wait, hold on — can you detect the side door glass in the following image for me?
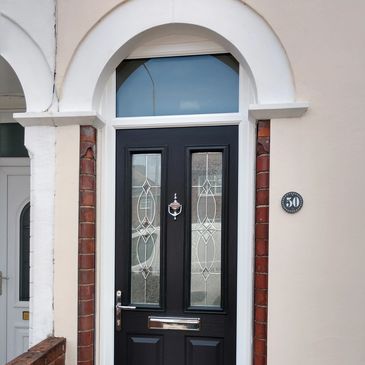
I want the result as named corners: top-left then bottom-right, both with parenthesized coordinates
top-left (190, 152), bottom-right (223, 309)
top-left (19, 203), bottom-right (30, 302)
top-left (130, 154), bottom-right (162, 306)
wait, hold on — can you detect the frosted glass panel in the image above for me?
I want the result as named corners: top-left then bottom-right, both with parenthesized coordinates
top-left (116, 54), bottom-right (239, 117)
top-left (190, 152), bottom-right (223, 308)
top-left (131, 154), bottom-right (161, 305)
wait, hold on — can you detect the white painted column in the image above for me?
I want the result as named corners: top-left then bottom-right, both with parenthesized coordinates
top-left (24, 126), bottom-right (56, 345)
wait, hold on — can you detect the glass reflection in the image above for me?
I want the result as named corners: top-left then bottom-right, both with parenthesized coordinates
top-left (116, 54), bottom-right (239, 117)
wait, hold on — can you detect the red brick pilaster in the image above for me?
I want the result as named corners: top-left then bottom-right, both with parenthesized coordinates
top-left (78, 126), bottom-right (97, 365)
top-left (253, 120), bottom-right (270, 365)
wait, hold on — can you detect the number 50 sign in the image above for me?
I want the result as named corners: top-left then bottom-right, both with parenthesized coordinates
top-left (281, 192), bottom-right (303, 214)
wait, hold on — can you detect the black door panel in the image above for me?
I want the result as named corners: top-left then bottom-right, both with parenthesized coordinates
top-left (127, 336), bottom-right (163, 365)
top-left (115, 127), bottom-right (238, 365)
top-left (186, 338), bottom-right (224, 365)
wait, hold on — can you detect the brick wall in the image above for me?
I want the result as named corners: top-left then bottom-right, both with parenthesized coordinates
top-left (78, 126), bottom-right (97, 365)
top-left (6, 337), bottom-right (66, 365)
top-left (253, 120), bottom-right (270, 365)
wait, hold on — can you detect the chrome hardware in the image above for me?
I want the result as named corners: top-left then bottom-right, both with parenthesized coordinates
top-left (117, 304), bottom-right (137, 310)
top-left (115, 290), bottom-right (136, 331)
top-left (168, 193), bottom-right (183, 220)
top-left (0, 271), bottom-right (9, 296)
top-left (148, 316), bottom-right (200, 331)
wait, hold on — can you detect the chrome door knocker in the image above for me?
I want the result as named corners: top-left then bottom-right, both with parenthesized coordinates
top-left (168, 193), bottom-right (183, 220)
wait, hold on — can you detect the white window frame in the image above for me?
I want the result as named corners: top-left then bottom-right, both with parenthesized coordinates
top-left (96, 50), bottom-right (256, 365)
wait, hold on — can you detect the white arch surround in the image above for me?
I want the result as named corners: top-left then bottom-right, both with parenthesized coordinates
top-left (60, 0), bottom-right (296, 112)
top-left (0, 13), bottom-right (54, 112)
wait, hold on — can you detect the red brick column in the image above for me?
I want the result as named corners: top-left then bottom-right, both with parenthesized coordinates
top-left (78, 126), bottom-right (97, 365)
top-left (253, 120), bottom-right (270, 365)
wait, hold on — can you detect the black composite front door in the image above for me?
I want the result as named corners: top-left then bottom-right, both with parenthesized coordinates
top-left (115, 126), bottom-right (238, 365)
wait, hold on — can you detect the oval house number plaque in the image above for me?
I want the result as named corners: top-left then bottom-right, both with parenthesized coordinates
top-left (281, 192), bottom-right (303, 214)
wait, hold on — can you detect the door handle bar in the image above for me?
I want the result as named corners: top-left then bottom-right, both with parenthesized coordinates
top-left (0, 271), bottom-right (9, 296)
top-left (115, 290), bottom-right (136, 331)
top-left (116, 304), bottom-right (136, 310)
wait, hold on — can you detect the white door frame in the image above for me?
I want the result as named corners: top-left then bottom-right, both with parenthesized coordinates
top-left (0, 158), bottom-right (30, 363)
top-left (96, 59), bottom-right (257, 364)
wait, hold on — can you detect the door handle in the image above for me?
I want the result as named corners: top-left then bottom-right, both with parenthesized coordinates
top-left (0, 271), bottom-right (9, 296)
top-left (116, 304), bottom-right (137, 310)
top-left (115, 290), bottom-right (136, 331)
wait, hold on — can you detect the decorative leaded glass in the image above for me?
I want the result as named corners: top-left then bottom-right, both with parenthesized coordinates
top-left (190, 152), bottom-right (223, 308)
top-left (130, 154), bottom-right (161, 305)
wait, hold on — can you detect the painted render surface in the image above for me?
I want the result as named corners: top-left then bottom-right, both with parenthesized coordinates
top-left (54, 125), bottom-right (80, 365)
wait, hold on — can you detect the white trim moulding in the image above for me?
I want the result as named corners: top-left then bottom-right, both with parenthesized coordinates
top-left (249, 102), bottom-right (309, 119)
top-left (112, 113), bottom-right (243, 129)
top-left (128, 40), bottom-right (226, 60)
top-left (13, 103), bottom-right (309, 129)
top-left (13, 111), bottom-right (106, 128)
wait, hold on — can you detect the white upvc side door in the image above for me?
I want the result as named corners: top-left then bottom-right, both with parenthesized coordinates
top-left (0, 166), bottom-right (7, 365)
top-left (0, 160), bottom-right (30, 364)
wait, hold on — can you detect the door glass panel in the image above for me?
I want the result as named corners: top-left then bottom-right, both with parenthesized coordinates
top-left (116, 54), bottom-right (239, 117)
top-left (190, 152), bottom-right (223, 308)
top-left (19, 203), bottom-right (30, 301)
top-left (131, 154), bottom-right (161, 305)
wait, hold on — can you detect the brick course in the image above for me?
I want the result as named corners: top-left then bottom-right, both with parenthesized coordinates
top-left (6, 337), bottom-right (66, 365)
top-left (253, 120), bottom-right (270, 365)
top-left (78, 126), bottom-right (97, 365)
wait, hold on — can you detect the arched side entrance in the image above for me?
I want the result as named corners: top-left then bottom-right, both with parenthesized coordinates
top-left (0, 55), bottom-right (30, 363)
top-left (1, 11), bottom-right (56, 349)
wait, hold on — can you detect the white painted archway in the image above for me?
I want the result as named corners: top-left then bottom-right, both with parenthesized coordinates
top-left (60, 0), bottom-right (296, 112)
top-left (0, 13), bottom-right (53, 112)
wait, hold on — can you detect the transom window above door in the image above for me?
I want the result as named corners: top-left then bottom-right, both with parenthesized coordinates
top-left (116, 54), bottom-right (239, 117)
